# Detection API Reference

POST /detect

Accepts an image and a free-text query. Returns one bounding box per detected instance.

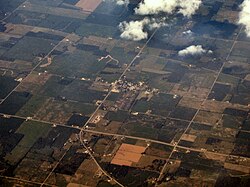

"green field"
[5,120,51,165]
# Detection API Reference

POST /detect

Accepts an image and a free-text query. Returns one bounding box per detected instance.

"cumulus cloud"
[135,0,177,15]
[238,0,250,37]
[178,0,202,17]
[119,19,150,41]
[182,30,193,35]
[178,45,210,56]
[115,0,202,41]
[116,0,129,6]
[119,18,167,41]
[148,18,168,29]
[135,0,202,17]
[106,0,129,6]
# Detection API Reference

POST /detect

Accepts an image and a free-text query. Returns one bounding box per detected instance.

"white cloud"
[119,18,168,41]
[119,18,150,41]
[178,0,202,17]
[238,0,250,37]
[115,0,202,41]
[208,50,213,54]
[116,0,129,6]
[148,18,168,29]
[135,0,202,17]
[182,30,193,35]
[178,45,209,56]
[106,0,129,6]
[135,0,177,15]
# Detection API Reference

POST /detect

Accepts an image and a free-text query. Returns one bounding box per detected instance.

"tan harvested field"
[201,100,250,114]
[224,163,250,174]
[178,97,203,109]
[119,143,147,153]
[67,183,89,187]
[181,134,197,142]
[111,143,146,166]
[194,110,222,125]
[114,151,142,163]
[23,73,51,85]
[76,0,102,12]
[83,36,109,47]
[170,85,210,99]
[204,152,227,162]
[201,100,231,113]
[16,73,51,94]
[111,158,133,166]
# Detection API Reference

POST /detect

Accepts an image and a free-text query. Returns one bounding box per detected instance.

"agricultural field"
[0,0,250,186]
